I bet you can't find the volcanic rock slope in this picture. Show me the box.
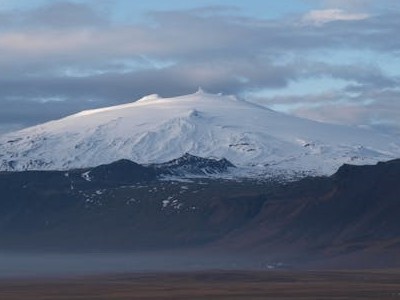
[1,90,399,176]
[0,158,399,268]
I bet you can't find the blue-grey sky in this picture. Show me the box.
[0,0,400,135]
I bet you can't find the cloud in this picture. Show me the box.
[253,84,400,136]
[302,9,369,25]
[291,98,400,136]
[320,0,376,10]
[310,0,400,12]
[0,1,399,136]
[0,1,107,28]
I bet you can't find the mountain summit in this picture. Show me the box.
[0,90,399,176]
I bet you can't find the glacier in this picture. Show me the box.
[0,90,399,177]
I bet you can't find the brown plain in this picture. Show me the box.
[1,270,400,300]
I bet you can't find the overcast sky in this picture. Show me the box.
[0,0,399,135]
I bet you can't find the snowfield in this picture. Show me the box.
[0,90,399,177]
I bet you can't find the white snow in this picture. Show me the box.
[81,171,92,182]
[0,90,399,177]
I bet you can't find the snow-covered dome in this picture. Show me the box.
[0,91,399,176]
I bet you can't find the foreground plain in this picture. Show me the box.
[1,270,400,299]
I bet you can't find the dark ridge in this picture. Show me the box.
[153,153,235,176]
[88,159,156,183]
[0,158,399,268]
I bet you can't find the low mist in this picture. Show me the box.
[0,251,271,279]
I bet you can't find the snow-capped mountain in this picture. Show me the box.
[0,89,399,176]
